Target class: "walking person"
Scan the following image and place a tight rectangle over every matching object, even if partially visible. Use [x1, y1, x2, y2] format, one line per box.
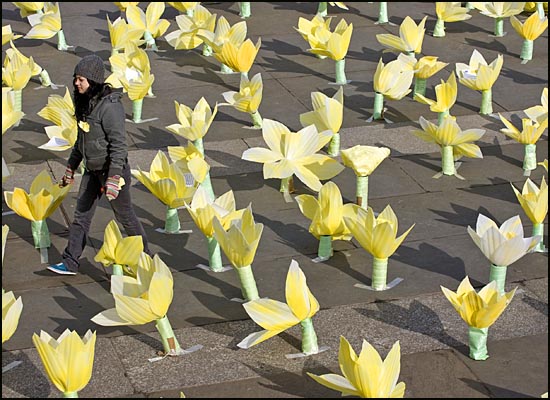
[48, 54, 150, 275]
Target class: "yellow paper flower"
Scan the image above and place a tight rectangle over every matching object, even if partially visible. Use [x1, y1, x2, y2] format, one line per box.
[511, 11, 548, 40]
[241, 119, 344, 192]
[33, 329, 96, 395]
[94, 220, 144, 271]
[166, 97, 218, 142]
[167, 143, 210, 184]
[499, 114, 548, 144]
[237, 259, 319, 348]
[295, 181, 355, 240]
[373, 58, 414, 100]
[113, 2, 140, 12]
[306, 18, 353, 61]
[197, 15, 247, 53]
[4, 169, 71, 222]
[37, 88, 78, 151]
[511, 177, 548, 224]
[214, 37, 261, 74]
[2, 25, 23, 45]
[415, 71, 458, 114]
[467, 214, 540, 266]
[308, 336, 406, 398]
[24, 2, 62, 40]
[5, 41, 44, 78]
[107, 15, 145, 53]
[92, 253, 173, 325]
[2, 87, 25, 134]
[114, 42, 155, 101]
[341, 145, 391, 176]
[524, 87, 548, 124]
[456, 49, 503, 92]
[295, 14, 333, 43]
[212, 205, 263, 268]
[12, 2, 44, 18]
[2, 50, 33, 91]
[165, 5, 216, 50]
[441, 276, 516, 328]
[126, 3, 170, 45]
[185, 187, 245, 238]
[3, 290, 23, 344]
[408, 55, 448, 80]
[344, 204, 414, 259]
[436, 2, 472, 22]
[2, 224, 8, 266]
[131, 150, 196, 209]
[167, 2, 200, 14]
[221, 72, 263, 114]
[471, 2, 525, 18]
[376, 16, 427, 55]
[299, 86, 344, 136]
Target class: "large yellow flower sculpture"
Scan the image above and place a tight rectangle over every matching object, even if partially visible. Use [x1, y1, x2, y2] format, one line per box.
[23, 2, 72, 51]
[221, 72, 263, 128]
[213, 37, 261, 78]
[470, 2, 525, 36]
[5, 40, 60, 89]
[434, 2, 472, 37]
[398, 53, 448, 97]
[414, 71, 458, 124]
[511, 177, 548, 252]
[376, 16, 427, 57]
[37, 88, 77, 151]
[511, 11, 548, 63]
[126, 3, 170, 51]
[164, 4, 216, 55]
[524, 87, 548, 124]
[107, 15, 145, 56]
[3, 290, 23, 344]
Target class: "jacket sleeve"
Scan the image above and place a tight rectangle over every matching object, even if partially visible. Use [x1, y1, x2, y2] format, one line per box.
[102, 99, 128, 177]
[67, 132, 83, 171]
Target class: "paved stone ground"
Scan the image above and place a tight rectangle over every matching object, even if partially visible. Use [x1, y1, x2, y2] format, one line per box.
[2, 2, 548, 398]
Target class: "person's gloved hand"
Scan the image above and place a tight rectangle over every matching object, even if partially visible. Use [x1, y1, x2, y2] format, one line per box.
[59, 166, 75, 187]
[105, 175, 121, 201]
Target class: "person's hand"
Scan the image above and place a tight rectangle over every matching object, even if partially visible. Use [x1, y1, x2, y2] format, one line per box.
[105, 175, 121, 201]
[59, 166, 75, 187]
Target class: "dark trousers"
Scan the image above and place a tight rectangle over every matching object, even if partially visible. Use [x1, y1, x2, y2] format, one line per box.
[62, 162, 150, 272]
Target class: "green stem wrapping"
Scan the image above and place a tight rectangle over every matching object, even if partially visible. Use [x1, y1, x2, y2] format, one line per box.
[111, 48, 119, 57]
[155, 315, 182, 354]
[406, 50, 416, 58]
[13, 89, 22, 114]
[207, 236, 223, 272]
[489, 264, 507, 295]
[438, 110, 450, 125]
[372, 256, 389, 290]
[112, 263, 123, 276]
[39, 69, 52, 86]
[241, 71, 249, 81]
[356, 175, 369, 209]
[62, 392, 78, 398]
[193, 138, 205, 156]
[202, 43, 212, 56]
[378, 2, 388, 24]
[280, 176, 295, 193]
[536, 2, 545, 17]
[186, 8, 194, 17]
[235, 265, 260, 301]
[532, 223, 546, 252]
[494, 17, 504, 37]
[31, 220, 51, 249]
[132, 99, 143, 123]
[468, 326, 489, 360]
[143, 30, 157, 50]
[318, 235, 333, 259]
[373, 92, 384, 120]
[57, 30, 69, 51]
[165, 206, 181, 233]
[335, 58, 347, 84]
[250, 111, 262, 128]
[441, 145, 455, 176]
[480, 89, 492, 115]
[414, 77, 427, 97]
[317, 2, 328, 17]
[200, 172, 216, 202]
[520, 39, 534, 61]
[239, 2, 251, 18]
[465, 2, 474, 10]
[300, 317, 319, 354]
[523, 144, 537, 172]
[433, 18, 446, 37]
[327, 133, 340, 156]
[220, 63, 234, 73]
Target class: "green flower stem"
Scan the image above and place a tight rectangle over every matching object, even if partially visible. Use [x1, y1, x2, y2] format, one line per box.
[532, 223, 546, 252]
[39, 69, 52, 86]
[468, 326, 489, 360]
[186, 8, 194, 17]
[536, 2, 545, 17]
[317, 2, 328, 17]
[193, 138, 204, 156]
[112, 263, 123, 276]
[280, 176, 295, 193]
[494, 17, 504, 37]
[300, 317, 319, 355]
[335, 58, 347, 84]
[441, 145, 455, 176]
[132, 99, 143, 123]
[490, 264, 507, 295]
[413, 77, 427, 97]
[356, 175, 369, 209]
[155, 315, 181, 354]
[327, 132, 340, 156]
[438, 110, 450, 125]
[235, 265, 260, 301]
[373, 92, 384, 120]
[372, 256, 389, 290]
[57, 30, 69, 51]
[239, 2, 251, 18]
[241, 71, 249, 80]
[465, 2, 474, 10]
[480, 89, 492, 115]
[318, 235, 333, 259]
[523, 144, 537, 172]
[62, 392, 78, 398]
[220, 63, 234, 73]
[433, 18, 445, 37]
[406, 50, 416, 58]
[250, 111, 262, 128]
[378, 2, 388, 24]
[13, 89, 22, 113]
[202, 43, 212, 56]
[143, 30, 158, 51]
[111, 48, 119, 57]
[207, 236, 224, 272]
[165, 206, 181, 233]
[31, 220, 51, 249]
[201, 172, 216, 201]
[520, 39, 533, 61]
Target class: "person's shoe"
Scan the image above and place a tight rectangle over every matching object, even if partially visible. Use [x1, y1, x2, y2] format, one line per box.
[47, 262, 77, 275]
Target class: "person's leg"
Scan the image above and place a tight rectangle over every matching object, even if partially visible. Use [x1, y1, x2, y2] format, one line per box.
[61, 171, 102, 272]
[110, 163, 152, 255]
